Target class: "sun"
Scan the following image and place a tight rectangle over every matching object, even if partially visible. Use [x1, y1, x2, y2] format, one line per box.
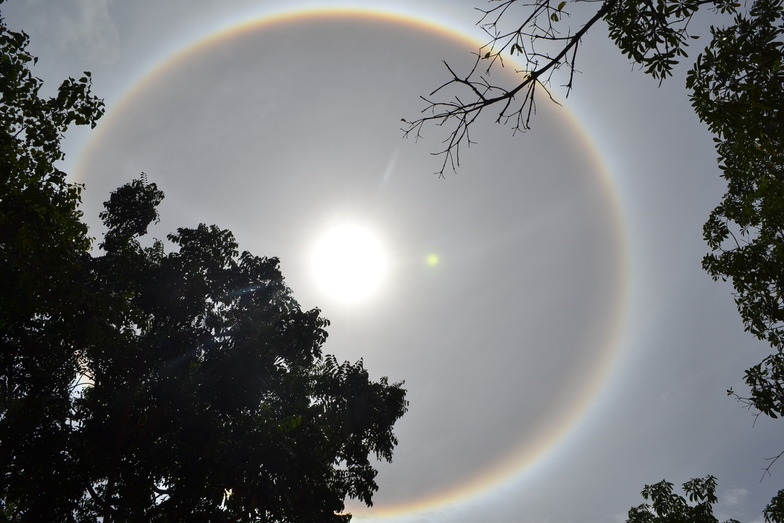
[310, 223, 387, 303]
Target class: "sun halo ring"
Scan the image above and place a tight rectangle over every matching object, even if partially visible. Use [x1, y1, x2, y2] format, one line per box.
[72, 5, 630, 519]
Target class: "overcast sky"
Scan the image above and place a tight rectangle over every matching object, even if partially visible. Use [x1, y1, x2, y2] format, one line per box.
[4, 1, 782, 522]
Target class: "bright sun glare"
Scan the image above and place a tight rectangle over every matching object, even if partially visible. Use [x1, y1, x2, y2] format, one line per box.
[311, 223, 387, 303]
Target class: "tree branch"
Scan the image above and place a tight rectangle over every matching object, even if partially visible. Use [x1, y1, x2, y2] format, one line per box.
[403, 0, 618, 176]
[86, 482, 117, 519]
[762, 449, 784, 482]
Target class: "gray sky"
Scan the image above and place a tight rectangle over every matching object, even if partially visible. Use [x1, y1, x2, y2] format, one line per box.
[4, 1, 781, 522]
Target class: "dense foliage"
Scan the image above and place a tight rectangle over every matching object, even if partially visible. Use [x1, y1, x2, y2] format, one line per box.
[625, 476, 784, 523]
[626, 476, 740, 523]
[691, 0, 784, 421]
[0, 11, 104, 519]
[74, 178, 407, 522]
[0, 9, 407, 522]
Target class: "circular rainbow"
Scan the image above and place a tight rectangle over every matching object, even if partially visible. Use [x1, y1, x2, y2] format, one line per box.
[74, 4, 630, 520]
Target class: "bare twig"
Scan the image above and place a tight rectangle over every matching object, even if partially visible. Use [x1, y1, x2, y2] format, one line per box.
[402, 0, 618, 176]
[762, 448, 784, 482]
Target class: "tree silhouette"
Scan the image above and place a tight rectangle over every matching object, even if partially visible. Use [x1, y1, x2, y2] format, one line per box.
[0, 9, 104, 518]
[71, 177, 407, 522]
[626, 476, 740, 523]
[0, 10, 407, 522]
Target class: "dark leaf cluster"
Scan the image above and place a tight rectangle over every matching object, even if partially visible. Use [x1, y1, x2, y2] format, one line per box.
[626, 476, 742, 523]
[606, 0, 738, 81]
[627, 476, 784, 523]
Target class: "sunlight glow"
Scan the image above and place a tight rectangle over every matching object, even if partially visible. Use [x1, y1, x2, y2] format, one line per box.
[311, 223, 387, 303]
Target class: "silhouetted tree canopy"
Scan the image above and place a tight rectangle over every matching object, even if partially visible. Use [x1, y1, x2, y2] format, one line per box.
[75, 177, 407, 522]
[0, 9, 407, 522]
[626, 476, 742, 523]
[626, 476, 784, 523]
[0, 7, 105, 518]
